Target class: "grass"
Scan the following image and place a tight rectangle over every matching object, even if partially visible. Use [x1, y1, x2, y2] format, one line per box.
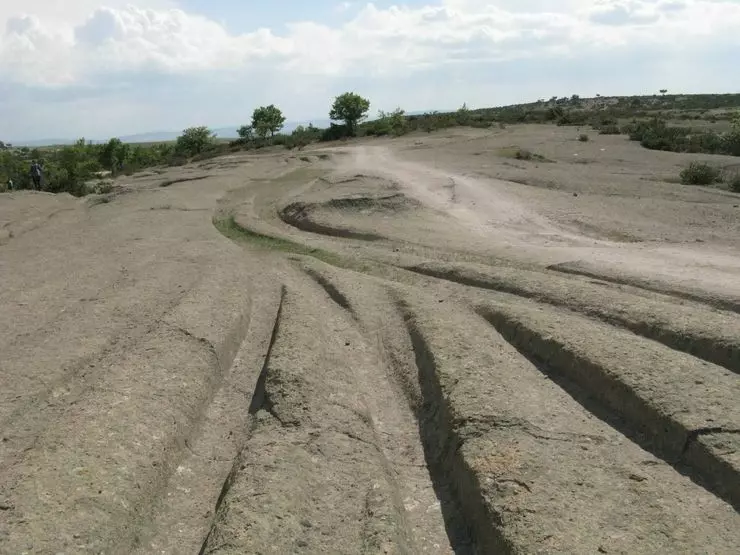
[213, 214, 346, 267]
[496, 146, 553, 163]
[159, 175, 209, 188]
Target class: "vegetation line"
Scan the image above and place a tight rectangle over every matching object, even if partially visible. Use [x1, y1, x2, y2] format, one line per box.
[4, 92, 739, 196]
[212, 214, 347, 268]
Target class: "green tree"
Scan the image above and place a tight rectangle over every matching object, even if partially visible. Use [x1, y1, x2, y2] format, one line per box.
[237, 125, 254, 141]
[377, 108, 408, 136]
[99, 138, 131, 174]
[251, 105, 286, 139]
[176, 126, 215, 156]
[329, 92, 371, 136]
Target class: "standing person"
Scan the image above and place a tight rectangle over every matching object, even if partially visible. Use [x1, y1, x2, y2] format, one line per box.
[30, 160, 42, 190]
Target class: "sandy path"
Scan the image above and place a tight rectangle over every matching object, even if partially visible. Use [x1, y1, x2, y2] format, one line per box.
[339, 144, 740, 305]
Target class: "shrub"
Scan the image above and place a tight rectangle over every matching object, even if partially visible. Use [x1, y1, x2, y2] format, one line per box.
[724, 130, 740, 156]
[578, 134, 590, 142]
[321, 124, 350, 141]
[599, 124, 621, 135]
[176, 126, 215, 157]
[515, 148, 532, 160]
[90, 180, 114, 194]
[727, 172, 740, 193]
[680, 162, 722, 185]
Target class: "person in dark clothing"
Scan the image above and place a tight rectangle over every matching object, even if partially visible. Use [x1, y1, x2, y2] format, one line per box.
[30, 161, 42, 190]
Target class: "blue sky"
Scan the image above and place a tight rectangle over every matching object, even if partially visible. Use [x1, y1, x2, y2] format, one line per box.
[1, 0, 739, 141]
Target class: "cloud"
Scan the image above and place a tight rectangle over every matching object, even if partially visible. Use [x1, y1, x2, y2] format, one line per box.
[2, 0, 739, 86]
[1, 0, 739, 139]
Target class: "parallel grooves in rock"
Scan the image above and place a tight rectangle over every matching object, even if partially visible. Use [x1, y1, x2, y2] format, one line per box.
[477, 305, 740, 511]
[198, 285, 286, 555]
[302, 272, 415, 552]
[280, 201, 386, 241]
[404, 263, 740, 375]
[302, 267, 357, 319]
[395, 300, 510, 554]
[547, 262, 740, 315]
[248, 285, 287, 416]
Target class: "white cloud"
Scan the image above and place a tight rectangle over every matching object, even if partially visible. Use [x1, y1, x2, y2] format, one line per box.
[1, 0, 739, 139]
[2, 0, 740, 86]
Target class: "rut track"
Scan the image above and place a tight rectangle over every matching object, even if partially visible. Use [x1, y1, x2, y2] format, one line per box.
[2, 137, 739, 554]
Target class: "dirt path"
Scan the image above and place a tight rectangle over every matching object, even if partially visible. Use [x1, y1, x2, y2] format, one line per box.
[1, 127, 739, 553]
[338, 144, 740, 304]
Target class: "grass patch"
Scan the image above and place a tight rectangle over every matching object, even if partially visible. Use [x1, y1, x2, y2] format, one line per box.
[213, 214, 346, 267]
[496, 146, 553, 162]
[578, 133, 590, 142]
[159, 175, 209, 188]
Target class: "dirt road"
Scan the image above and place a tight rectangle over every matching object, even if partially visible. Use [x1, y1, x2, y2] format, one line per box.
[1, 126, 739, 554]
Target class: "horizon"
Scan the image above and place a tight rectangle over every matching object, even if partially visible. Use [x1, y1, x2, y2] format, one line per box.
[2, 0, 740, 142]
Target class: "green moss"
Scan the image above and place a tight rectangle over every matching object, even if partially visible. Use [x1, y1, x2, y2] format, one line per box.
[213, 215, 348, 267]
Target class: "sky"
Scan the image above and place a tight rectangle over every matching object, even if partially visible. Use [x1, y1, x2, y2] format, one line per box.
[1, 0, 739, 141]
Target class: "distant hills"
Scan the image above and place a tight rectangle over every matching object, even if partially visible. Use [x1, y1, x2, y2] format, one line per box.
[9, 118, 334, 147]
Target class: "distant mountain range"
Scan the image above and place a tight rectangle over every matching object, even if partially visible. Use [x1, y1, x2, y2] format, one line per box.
[8, 111, 437, 147]
[9, 118, 334, 147]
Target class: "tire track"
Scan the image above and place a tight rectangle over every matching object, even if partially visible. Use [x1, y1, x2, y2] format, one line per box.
[548, 261, 740, 315]
[403, 261, 740, 375]
[475, 302, 740, 510]
[301, 265, 462, 553]
[392, 291, 740, 553]
[199, 285, 409, 554]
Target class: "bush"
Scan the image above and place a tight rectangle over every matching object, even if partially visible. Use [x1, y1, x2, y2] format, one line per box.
[727, 172, 740, 193]
[90, 180, 114, 194]
[578, 134, 590, 142]
[176, 126, 215, 157]
[321, 124, 350, 141]
[515, 148, 532, 160]
[599, 124, 621, 135]
[680, 162, 722, 185]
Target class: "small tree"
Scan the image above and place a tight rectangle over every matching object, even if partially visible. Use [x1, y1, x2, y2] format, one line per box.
[251, 105, 286, 139]
[176, 126, 215, 156]
[99, 138, 131, 174]
[329, 92, 371, 136]
[456, 102, 471, 125]
[660, 89, 668, 96]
